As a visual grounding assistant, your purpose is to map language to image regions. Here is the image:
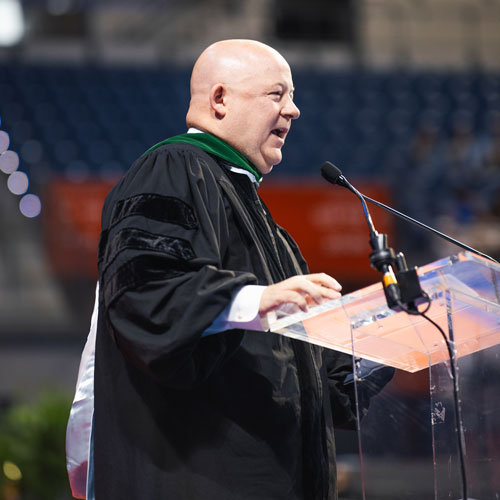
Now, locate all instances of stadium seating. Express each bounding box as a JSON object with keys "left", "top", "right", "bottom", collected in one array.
[{"left": 1, "top": 64, "right": 499, "bottom": 214}]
